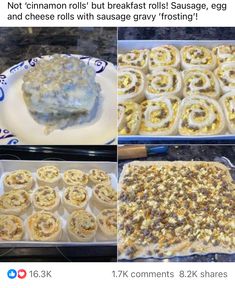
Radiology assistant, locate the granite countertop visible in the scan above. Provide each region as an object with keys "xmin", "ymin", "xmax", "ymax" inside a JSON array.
[
  {"xmin": 0, "ymin": 27, "xmax": 117, "ymax": 73},
  {"xmin": 118, "ymin": 27, "xmax": 235, "ymax": 40}
]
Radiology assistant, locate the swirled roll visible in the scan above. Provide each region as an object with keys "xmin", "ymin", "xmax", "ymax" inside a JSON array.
[
  {"xmin": 88, "ymin": 169, "xmax": 111, "ymax": 186},
  {"xmin": 220, "ymin": 91, "xmax": 235, "ymax": 133},
  {"xmin": 183, "ymin": 68, "xmax": 221, "ymax": 99},
  {"xmin": 118, "ymin": 49, "xmax": 149, "ymax": 73},
  {"xmin": 36, "ymin": 165, "xmax": 60, "ymax": 188},
  {"xmin": 118, "ymin": 68, "xmax": 145, "ymax": 103},
  {"xmin": 97, "ymin": 209, "xmax": 117, "ymax": 240},
  {"xmin": 0, "ymin": 190, "xmax": 31, "ymax": 216},
  {"xmin": 181, "ymin": 46, "xmax": 216, "ymax": 70},
  {"xmin": 63, "ymin": 169, "xmax": 88, "ymax": 187},
  {"xmin": 67, "ymin": 210, "xmax": 97, "ymax": 242},
  {"xmin": 145, "ymin": 67, "xmax": 182, "ymax": 99},
  {"xmin": 118, "ymin": 102, "xmax": 142, "ymax": 135},
  {"xmin": 179, "ymin": 95, "xmax": 225, "ymax": 136},
  {"xmin": 3, "ymin": 170, "xmax": 33, "ymax": 192},
  {"xmin": 212, "ymin": 45, "xmax": 235, "ymax": 64},
  {"xmin": 62, "ymin": 185, "xmax": 89, "ymax": 213},
  {"xmin": 27, "ymin": 211, "xmax": 62, "ymax": 241},
  {"xmin": 92, "ymin": 184, "xmax": 117, "ymax": 209},
  {"xmin": 139, "ymin": 96, "xmax": 181, "ymax": 136},
  {"xmin": 0, "ymin": 215, "xmax": 24, "ymax": 241},
  {"xmin": 149, "ymin": 45, "xmax": 180, "ymax": 71},
  {"xmin": 32, "ymin": 186, "xmax": 60, "ymax": 212},
  {"xmin": 215, "ymin": 62, "xmax": 235, "ymax": 93}
]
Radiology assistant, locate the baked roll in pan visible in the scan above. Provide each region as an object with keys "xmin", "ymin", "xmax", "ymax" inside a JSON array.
[
  {"xmin": 32, "ymin": 186, "xmax": 60, "ymax": 212},
  {"xmin": 3, "ymin": 170, "xmax": 33, "ymax": 192},
  {"xmin": 181, "ymin": 46, "xmax": 217, "ymax": 70},
  {"xmin": 118, "ymin": 49, "xmax": 149, "ymax": 73},
  {"xmin": 36, "ymin": 165, "xmax": 60, "ymax": 188},
  {"xmin": 89, "ymin": 169, "xmax": 111, "ymax": 186},
  {"xmin": 0, "ymin": 215, "xmax": 24, "ymax": 241},
  {"xmin": 139, "ymin": 96, "xmax": 181, "ymax": 136},
  {"xmin": 97, "ymin": 208, "xmax": 117, "ymax": 240},
  {"xmin": 149, "ymin": 45, "xmax": 180, "ymax": 70},
  {"xmin": 92, "ymin": 184, "xmax": 117, "ymax": 209},
  {"xmin": 62, "ymin": 185, "xmax": 89, "ymax": 213},
  {"xmin": 63, "ymin": 169, "xmax": 88, "ymax": 187},
  {"xmin": 220, "ymin": 91, "xmax": 235, "ymax": 133},
  {"xmin": 0, "ymin": 190, "xmax": 31, "ymax": 216},
  {"xmin": 27, "ymin": 211, "xmax": 62, "ymax": 241},
  {"xmin": 179, "ymin": 95, "xmax": 225, "ymax": 136},
  {"xmin": 212, "ymin": 45, "xmax": 235, "ymax": 64},
  {"xmin": 215, "ymin": 62, "xmax": 235, "ymax": 93},
  {"xmin": 182, "ymin": 68, "xmax": 220, "ymax": 99},
  {"xmin": 67, "ymin": 210, "xmax": 97, "ymax": 242},
  {"xmin": 118, "ymin": 102, "xmax": 142, "ymax": 135},
  {"xmin": 118, "ymin": 67, "xmax": 145, "ymax": 103},
  {"xmin": 145, "ymin": 67, "xmax": 182, "ymax": 99}
]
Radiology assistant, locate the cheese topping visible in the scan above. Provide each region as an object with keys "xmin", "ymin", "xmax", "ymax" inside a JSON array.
[
  {"xmin": 181, "ymin": 46, "xmax": 213, "ymax": 65},
  {"xmin": 4, "ymin": 170, "xmax": 32, "ymax": 190}
]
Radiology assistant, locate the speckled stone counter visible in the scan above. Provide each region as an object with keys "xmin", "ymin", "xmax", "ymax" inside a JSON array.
[
  {"xmin": 118, "ymin": 145, "xmax": 235, "ymax": 262},
  {"xmin": 118, "ymin": 27, "xmax": 235, "ymax": 40},
  {"xmin": 0, "ymin": 27, "xmax": 117, "ymax": 73}
]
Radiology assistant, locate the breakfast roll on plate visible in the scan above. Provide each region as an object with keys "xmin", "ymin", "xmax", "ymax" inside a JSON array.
[
  {"xmin": 182, "ymin": 68, "xmax": 221, "ymax": 99},
  {"xmin": 118, "ymin": 67, "xmax": 145, "ymax": 103},
  {"xmin": 118, "ymin": 102, "xmax": 142, "ymax": 135},
  {"xmin": 139, "ymin": 96, "xmax": 181, "ymax": 135},
  {"xmin": 118, "ymin": 49, "xmax": 149, "ymax": 73},
  {"xmin": 148, "ymin": 45, "xmax": 180, "ymax": 71},
  {"xmin": 181, "ymin": 46, "xmax": 217, "ymax": 70},
  {"xmin": 178, "ymin": 95, "xmax": 225, "ymax": 136},
  {"xmin": 145, "ymin": 67, "xmax": 182, "ymax": 99}
]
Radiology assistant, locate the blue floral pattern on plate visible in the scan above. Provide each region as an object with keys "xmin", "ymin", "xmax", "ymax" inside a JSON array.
[{"xmin": 0, "ymin": 128, "xmax": 19, "ymax": 145}]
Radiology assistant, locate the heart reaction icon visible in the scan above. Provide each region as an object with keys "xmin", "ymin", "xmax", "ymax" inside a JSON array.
[{"xmin": 18, "ymin": 269, "xmax": 27, "ymax": 279}]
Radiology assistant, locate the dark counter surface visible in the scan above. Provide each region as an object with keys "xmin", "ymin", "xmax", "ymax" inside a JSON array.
[
  {"xmin": 0, "ymin": 27, "xmax": 117, "ymax": 73},
  {"xmin": 118, "ymin": 27, "xmax": 235, "ymax": 40}
]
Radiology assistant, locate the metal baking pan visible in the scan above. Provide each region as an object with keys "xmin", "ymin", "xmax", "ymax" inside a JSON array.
[
  {"xmin": 118, "ymin": 40, "xmax": 235, "ymax": 144},
  {"xmin": 0, "ymin": 160, "xmax": 117, "ymax": 248},
  {"xmin": 118, "ymin": 146, "xmax": 235, "ymax": 262}
]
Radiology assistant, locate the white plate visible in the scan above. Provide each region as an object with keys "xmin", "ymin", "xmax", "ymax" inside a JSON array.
[{"xmin": 0, "ymin": 55, "xmax": 117, "ymax": 145}]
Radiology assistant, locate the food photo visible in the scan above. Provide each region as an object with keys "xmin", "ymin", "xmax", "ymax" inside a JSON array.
[
  {"xmin": 0, "ymin": 27, "xmax": 117, "ymax": 145},
  {"xmin": 118, "ymin": 27, "xmax": 235, "ymax": 144},
  {"xmin": 0, "ymin": 145, "xmax": 117, "ymax": 262},
  {"xmin": 118, "ymin": 145, "xmax": 235, "ymax": 262}
]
